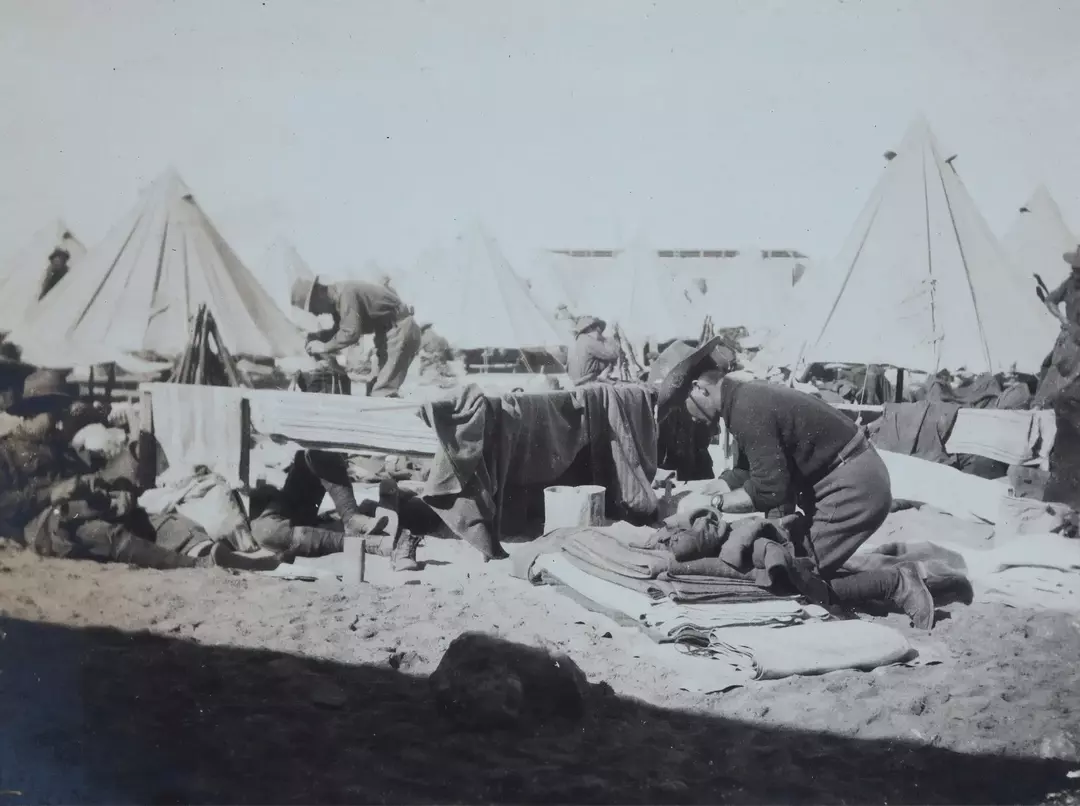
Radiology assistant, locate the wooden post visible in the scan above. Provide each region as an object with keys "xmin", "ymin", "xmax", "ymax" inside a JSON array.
[
  {"xmin": 238, "ymin": 396, "xmax": 251, "ymax": 489},
  {"xmin": 136, "ymin": 388, "xmax": 158, "ymax": 491},
  {"xmin": 343, "ymin": 536, "xmax": 367, "ymax": 584},
  {"xmin": 895, "ymin": 367, "xmax": 905, "ymax": 403}
]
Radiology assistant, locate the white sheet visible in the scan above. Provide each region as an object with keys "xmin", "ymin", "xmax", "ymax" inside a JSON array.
[
  {"xmin": 147, "ymin": 384, "xmax": 245, "ymax": 486},
  {"xmin": 915, "ymin": 534, "xmax": 1080, "ymax": 612},
  {"xmin": 880, "ymin": 450, "xmax": 1010, "ymax": 523},
  {"xmin": 945, "ymin": 408, "xmax": 1056, "ymax": 467}
]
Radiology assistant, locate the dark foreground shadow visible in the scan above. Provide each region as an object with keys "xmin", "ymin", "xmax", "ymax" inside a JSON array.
[{"xmin": 0, "ymin": 615, "xmax": 1073, "ymax": 805}]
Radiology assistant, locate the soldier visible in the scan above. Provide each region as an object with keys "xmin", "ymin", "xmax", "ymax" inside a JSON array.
[
  {"xmin": 655, "ymin": 337, "xmax": 946, "ymax": 630},
  {"xmin": 291, "ymin": 276, "xmax": 421, "ymax": 397},
  {"xmin": 567, "ymin": 315, "xmax": 619, "ymax": 385}
]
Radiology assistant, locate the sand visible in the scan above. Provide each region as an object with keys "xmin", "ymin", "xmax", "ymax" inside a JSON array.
[{"xmin": 1, "ymin": 511, "xmax": 1079, "ymax": 804}]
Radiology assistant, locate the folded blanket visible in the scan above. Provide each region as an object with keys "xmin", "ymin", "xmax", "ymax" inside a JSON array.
[
  {"xmin": 659, "ymin": 572, "xmax": 780, "ymax": 603},
  {"xmin": 535, "ymin": 555, "xmax": 911, "ymax": 680},
  {"xmin": 708, "ymin": 621, "xmax": 916, "ymax": 679},
  {"xmin": 535, "ymin": 554, "xmax": 810, "ymax": 631},
  {"xmin": 529, "ymin": 519, "xmax": 830, "ymax": 604},
  {"xmin": 564, "ymin": 528, "xmax": 672, "ymax": 578}
]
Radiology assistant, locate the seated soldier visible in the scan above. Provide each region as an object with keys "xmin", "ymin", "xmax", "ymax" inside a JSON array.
[{"xmin": 567, "ymin": 315, "xmax": 619, "ymax": 386}]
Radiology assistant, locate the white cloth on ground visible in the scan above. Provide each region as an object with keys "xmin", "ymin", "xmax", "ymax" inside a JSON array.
[
  {"xmin": 139, "ymin": 466, "xmax": 249, "ymax": 543},
  {"xmin": 699, "ymin": 620, "xmax": 916, "ymax": 680},
  {"xmin": 880, "ymin": 450, "xmax": 1010, "ymax": 523}
]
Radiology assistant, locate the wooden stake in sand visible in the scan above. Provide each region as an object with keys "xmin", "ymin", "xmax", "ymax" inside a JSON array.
[{"xmin": 343, "ymin": 537, "xmax": 367, "ymax": 584}]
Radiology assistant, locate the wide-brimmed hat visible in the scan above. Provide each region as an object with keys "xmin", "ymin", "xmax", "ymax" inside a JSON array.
[
  {"xmin": 289, "ymin": 276, "xmax": 319, "ymax": 312},
  {"xmin": 651, "ymin": 335, "xmax": 739, "ymax": 420},
  {"xmin": 48, "ymin": 247, "xmax": 71, "ymax": 261},
  {"xmin": 1064, "ymin": 247, "xmax": 1080, "ymax": 270},
  {"xmin": 7, "ymin": 368, "xmax": 74, "ymax": 417},
  {"xmin": 573, "ymin": 315, "xmax": 607, "ymax": 335}
]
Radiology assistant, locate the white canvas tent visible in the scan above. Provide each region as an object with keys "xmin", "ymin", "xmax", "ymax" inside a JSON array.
[
  {"xmin": 350, "ymin": 258, "xmax": 398, "ymax": 290},
  {"xmin": 1003, "ymin": 185, "xmax": 1078, "ymax": 294},
  {"xmin": 703, "ymin": 245, "xmax": 808, "ymax": 364},
  {"xmin": 518, "ymin": 249, "xmax": 581, "ymax": 321},
  {"xmin": 0, "ymin": 220, "xmax": 86, "ymax": 334},
  {"xmin": 575, "ymin": 236, "xmax": 703, "ymax": 349},
  {"xmin": 793, "ymin": 117, "xmax": 1056, "ymax": 374},
  {"xmin": 8, "ymin": 170, "xmax": 305, "ymax": 366},
  {"xmin": 406, "ymin": 224, "xmax": 563, "ymax": 350},
  {"xmin": 258, "ymin": 239, "xmax": 315, "ymax": 313}
]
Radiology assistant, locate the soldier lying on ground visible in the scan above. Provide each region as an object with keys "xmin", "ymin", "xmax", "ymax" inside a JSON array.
[{"xmin": 0, "ymin": 370, "xmax": 278, "ymax": 572}]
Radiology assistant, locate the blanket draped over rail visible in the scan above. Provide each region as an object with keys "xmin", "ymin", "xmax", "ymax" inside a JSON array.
[{"xmin": 419, "ymin": 383, "xmax": 659, "ymax": 559}]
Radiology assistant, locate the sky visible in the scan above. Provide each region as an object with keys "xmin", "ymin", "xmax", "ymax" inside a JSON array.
[{"xmin": 1, "ymin": 0, "xmax": 1078, "ymax": 278}]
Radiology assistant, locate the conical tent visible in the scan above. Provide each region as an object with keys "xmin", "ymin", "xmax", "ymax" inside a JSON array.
[
  {"xmin": 407, "ymin": 225, "xmax": 562, "ymax": 350},
  {"xmin": 9, "ymin": 171, "xmax": 305, "ymax": 363},
  {"xmin": 347, "ymin": 258, "xmax": 403, "ymax": 296},
  {"xmin": 794, "ymin": 118, "xmax": 1056, "ymax": 374},
  {"xmin": 518, "ymin": 249, "xmax": 582, "ymax": 320},
  {"xmin": 0, "ymin": 220, "xmax": 86, "ymax": 333},
  {"xmin": 576, "ymin": 237, "xmax": 701, "ymax": 348},
  {"xmin": 258, "ymin": 239, "xmax": 315, "ymax": 314},
  {"xmin": 704, "ymin": 245, "xmax": 807, "ymax": 360},
  {"xmin": 1003, "ymin": 185, "xmax": 1078, "ymax": 292}
]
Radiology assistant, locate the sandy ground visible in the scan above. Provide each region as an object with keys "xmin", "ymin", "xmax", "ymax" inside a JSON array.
[{"xmin": 1, "ymin": 509, "xmax": 1079, "ymax": 804}]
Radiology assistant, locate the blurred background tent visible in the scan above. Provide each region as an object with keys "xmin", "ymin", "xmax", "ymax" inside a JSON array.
[
  {"xmin": 1003, "ymin": 185, "xmax": 1078, "ymax": 293},
  {"xmin": 7, "ymin": 170, "xmax": 305, "ymax": 367},
  {"xmin": 0, "ymin": 219, "xmax": 85, "ymax": 335},
  {"xmin": 404, "ymin": 222, "xmax": 563, "ymax": 351},
  {"xmin": 572, "ymin": 235, "xmax": 703, "ymax": 351},
  {"xmin": 258, "ymin": 238, "xmax": 314, "ymax": 309}
]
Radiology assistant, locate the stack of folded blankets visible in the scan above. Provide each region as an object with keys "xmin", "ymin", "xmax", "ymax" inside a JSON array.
[
  {"xmin": 543, "ymin": 508, "xmax": 832, "ymax": 607},
  {"xmin": 529, "ymin": 550, "xmax": 915, "ymax": 680}
]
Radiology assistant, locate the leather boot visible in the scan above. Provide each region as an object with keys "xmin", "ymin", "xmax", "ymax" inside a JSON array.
[
  {"xmin": 390, "ymin": 529, "xmax": 421, "ymax": 572},
  {"xmin": 358, "ymin": 531, "xmax": 420, "ymax": 571},
  {"xmin": 362, "ymin": 534, "xmax": 395, "ymax": 557},
  {"xmin": 921, "ymin": 561, "xmax": 975, "ymax": 606},
  {"xmin": 208, "ymin": 542, "xmax": 282, "ymax": 572},
  {"xmin": 345, "ymin": 512, "xmax": 390, "ymax": 537},
  {"xmin": 890, "ymin": 563, "xmax": 935, "ymax": 630}
]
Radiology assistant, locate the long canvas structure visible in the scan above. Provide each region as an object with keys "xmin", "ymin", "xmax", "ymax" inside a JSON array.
[
  {"xmin": 0, "ymin": 220, "xmax": 85, "ymax": 334},
  {"xmin": 406, "ymin": 224, "xmax": 563, "ymax": 350},
  {"xmin": 1003, "ymin": 185, "xmax": 1078, "ymax": 293},
  {"xmin": 794, "ymin": 118, "xmax": 1056, "ymax": 374},
  {"xmin": 9, "ymin": 171, "xmax": 305, "ymax": 364}
]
